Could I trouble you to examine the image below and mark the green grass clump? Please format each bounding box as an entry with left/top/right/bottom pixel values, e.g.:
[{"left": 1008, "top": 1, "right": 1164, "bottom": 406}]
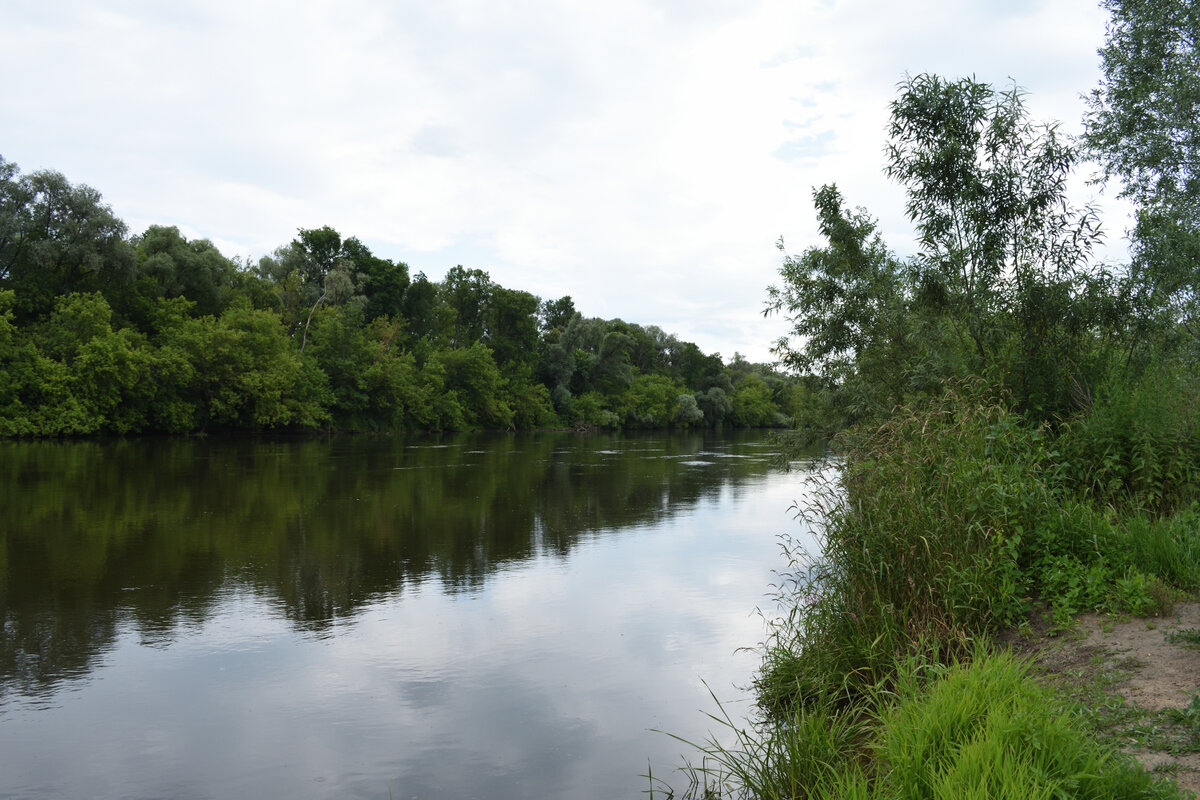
[
  {"left": 1120, "top": 509, "right": 1200, "bottom": 592},
  {"left": 1163, "top": 694, "right": 1200, "bottom": 739},
  {"left": 877, "top": 651, "right": 1181, "bottom": 800}
]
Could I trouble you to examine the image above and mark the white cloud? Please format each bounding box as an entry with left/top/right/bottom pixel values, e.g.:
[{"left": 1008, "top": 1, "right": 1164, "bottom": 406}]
[{"left": 0, "top": 0, "right": 1123, "bottom": 362}]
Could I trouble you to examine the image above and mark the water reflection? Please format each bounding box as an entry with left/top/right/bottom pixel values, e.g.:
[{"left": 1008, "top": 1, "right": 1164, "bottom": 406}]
[
  {"left": 0, "top": 431, "right": 823, "bottom": 800},
  {"left": 0, "top": 432, "right": 779, "bottom": 701}
]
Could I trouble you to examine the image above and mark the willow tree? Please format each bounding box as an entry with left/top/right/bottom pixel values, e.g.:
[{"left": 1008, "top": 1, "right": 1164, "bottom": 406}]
[
  {"left": 766, "top": 184, "right": 914, "bottom": 421},
  {"left": 0, "top": 157, "right": 135, "bottom": 321},
  {"left": 771, "top": 76, "right": 1107, "bottom": 422}
]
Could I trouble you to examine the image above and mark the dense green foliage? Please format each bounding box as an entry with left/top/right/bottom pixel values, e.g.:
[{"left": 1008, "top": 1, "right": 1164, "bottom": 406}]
[{"left": 0, "top": 160, "right": 801, "bottom": 436}]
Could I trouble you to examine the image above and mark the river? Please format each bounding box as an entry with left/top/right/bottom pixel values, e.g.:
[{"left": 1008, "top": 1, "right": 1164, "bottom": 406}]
[{"left": 0, "top": 431, "right": 824, "bottom": 799}]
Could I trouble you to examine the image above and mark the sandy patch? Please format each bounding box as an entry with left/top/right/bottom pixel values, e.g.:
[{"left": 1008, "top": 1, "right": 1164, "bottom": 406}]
[{"left": 1009, "top": 602, "right": 1200, "bottom": 798}]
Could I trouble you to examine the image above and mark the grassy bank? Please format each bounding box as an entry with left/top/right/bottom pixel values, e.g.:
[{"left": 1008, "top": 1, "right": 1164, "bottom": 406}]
[{"left": 654, "top": 376, "right": 1200, "bottom": 799}]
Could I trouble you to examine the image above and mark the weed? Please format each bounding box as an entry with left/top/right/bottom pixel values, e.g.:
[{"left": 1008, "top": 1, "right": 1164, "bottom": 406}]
[
  {"left": 1164, "top": 695, "right": 1200, "bottom": 731},
  {"left": 1057, "top": 365, "right": 1200, "bottom": 516},
  {"left": 649, "top": 685, "right": 868, "bottom": 800},
  {"left": 1165, "top": 628, "right": 1200, "bottom": 648}
]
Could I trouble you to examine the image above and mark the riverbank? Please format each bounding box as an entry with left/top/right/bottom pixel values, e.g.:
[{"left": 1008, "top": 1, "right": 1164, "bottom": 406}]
[{"left": 657, "top": 381, "right": 1200, "bottom": 799}]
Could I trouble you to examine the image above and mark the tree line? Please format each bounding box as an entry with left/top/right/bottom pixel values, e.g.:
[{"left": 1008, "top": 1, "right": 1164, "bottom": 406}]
[{"left": 0, "top": 165, "right": 801, "bottom": 436}]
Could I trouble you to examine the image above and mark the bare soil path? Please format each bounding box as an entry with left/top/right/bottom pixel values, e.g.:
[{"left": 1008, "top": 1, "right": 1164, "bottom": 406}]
[{"left": 1007, "top": 602, "right": 1200, "bottom": 798}]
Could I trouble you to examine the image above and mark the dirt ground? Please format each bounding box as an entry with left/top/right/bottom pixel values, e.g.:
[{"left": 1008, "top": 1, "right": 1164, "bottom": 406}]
[{"left": 1006, "top": 602, "right": 1200, "bottom": 798}]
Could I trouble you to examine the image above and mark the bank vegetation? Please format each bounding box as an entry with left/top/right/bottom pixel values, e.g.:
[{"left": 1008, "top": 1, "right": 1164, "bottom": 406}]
[{"left": 659, "top": 1, "right": 1200, "bottom": 797}]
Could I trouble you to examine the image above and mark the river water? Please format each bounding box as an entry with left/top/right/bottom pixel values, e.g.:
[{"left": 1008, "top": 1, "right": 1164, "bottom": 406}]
[{"left": 0, "top": 431, "right": 823, "bottom": 799}]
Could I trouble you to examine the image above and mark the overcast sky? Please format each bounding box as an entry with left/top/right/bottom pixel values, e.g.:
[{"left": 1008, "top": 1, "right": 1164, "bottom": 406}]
[{"left": 1, "top": 0, "right": 1128, "bottom": 363}]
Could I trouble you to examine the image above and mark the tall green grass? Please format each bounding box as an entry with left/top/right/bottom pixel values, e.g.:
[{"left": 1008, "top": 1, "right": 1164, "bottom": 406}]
[
  {"left": 758, "top": 384, "right": 1047, "bottom": 714},
  {"left": 758, "top": 378, "right": 1200, "bottom": 715},
  {"left": 650, "top": 692, "right": 867, "bottom": 800}
]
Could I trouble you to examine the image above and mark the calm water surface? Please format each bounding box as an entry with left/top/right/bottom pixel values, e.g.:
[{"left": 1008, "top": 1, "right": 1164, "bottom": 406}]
[{"left": 0, "top": 431, "right": 823, "bottom": 799}]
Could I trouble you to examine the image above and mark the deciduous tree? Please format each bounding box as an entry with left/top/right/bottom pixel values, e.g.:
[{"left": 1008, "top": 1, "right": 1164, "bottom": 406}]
[
  {"left": 0, "top": 158, "right": 135, "bottom": 321},
  {"left": 1084, "top": 0, "right": 1200, "bottom": 325}
]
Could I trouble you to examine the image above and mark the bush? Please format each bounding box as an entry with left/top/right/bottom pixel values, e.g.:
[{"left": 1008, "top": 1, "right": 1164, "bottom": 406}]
[{"left": 1058, "top": 363, "right": 1200, "bottom": 514}]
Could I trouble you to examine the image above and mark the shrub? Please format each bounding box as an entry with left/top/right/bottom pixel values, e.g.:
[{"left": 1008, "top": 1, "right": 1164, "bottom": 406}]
[{"left": 1058, "top": 363, "right": 1200, "bottom": 514}]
